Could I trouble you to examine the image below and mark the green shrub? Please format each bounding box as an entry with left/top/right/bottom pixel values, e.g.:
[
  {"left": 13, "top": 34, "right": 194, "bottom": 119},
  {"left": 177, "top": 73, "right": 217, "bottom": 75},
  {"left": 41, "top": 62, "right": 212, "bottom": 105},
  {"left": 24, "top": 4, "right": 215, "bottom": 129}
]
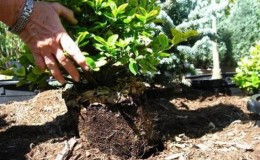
[
  {"left": 0, "top": 22, "right": 25, "bottom": 70},
  {"left": 64, "top": 0, "right": 174, "bottom": 82},
  {"left": 2, "top": 0, "right": 198, "bottom": 89},
  {"left": 64, "top": 0, "right": 198, "bottom": 86},
  {"left": 219, "top": 0, "right": 260, "bottom": 66},
  {"left": 232, "top": 41, "right": 260, "bottom": 94}
]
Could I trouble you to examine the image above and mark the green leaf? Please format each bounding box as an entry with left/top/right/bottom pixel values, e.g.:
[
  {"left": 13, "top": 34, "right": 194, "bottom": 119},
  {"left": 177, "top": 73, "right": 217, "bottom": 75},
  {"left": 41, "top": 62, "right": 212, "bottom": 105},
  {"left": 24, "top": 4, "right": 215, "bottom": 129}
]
[
  {"left": 117, "top": 3, "right": 128, "bottom": 14},
  {"left": 104, "top": 13, "right": 116, "bottom": 21},
  {"left": 184, "top": 30, "right": 199, "bottom": 38},
  {"left": 158, "top": 34, "right": 169, "bottom": 49},
  {"left": 171, "top": 29, "right": 185, "bottom": 45},
  {"left": 140, "top": 0, "right": 147, "bottom": 8},
  {"left": 86, "top": 1, "right": 94, "bottom": 8},
  {"left": 27, "top": 72, "right": 37, "bottom": 82},
  {"left": 16, "top": 79, "right": 27, "bottom": 87},
  {"left": 94, "top": 36, "right": 108, "bottom": 47},
  {"left": 0, "top": 69, "right": 14, "bottom": 76},
  {"left": 116, "top": 38, "right": 133, "bottom": 48},
  {"left": 157, "top": 52, "right": 170, "bottom": 57},
  {"left": 128, "top": 0, "right": 138, "bottom": 6},
  {"left": 32, "top": 67, "right": 43, "bottom": 75},
  {"left": 113, "top": 61, "right": 123, "bottom": 66},
  {"left": 171, "top": 28, "right": 182, "bottom": 36},
  {"left": 129, "top": 58, "right": 138, "bottom": 75},
  {"left": 25, "top": 54, "right": 35, "bottom": 64},
  {"left": 123, "top": 15, "right": 134, "bottom": 23},
  {"left": 147, "top": 10, "right": 158, "bottom": 19},
  {"left": 86, "top": 57, "right": 96, "bottom": 70},
  {"left": 139, "top": 7, "right": 147, "bottom": 15},
  {"left": 95, "top": 0, "right": 103, "bottom": 8},
  {"left": 135, "top": 14, "right": 146, "bottom": 23},
  {"left": 100, "top": 1, "right": 110, "bottom": 9},
  {"left": 107, "top": 34, "right": 119, "bottom": 45},
  {"left": 79, "top": 41, "right": 89, "bottom": 47},
  {"left": 76, "top": 31, "right": 89, "bottom": 44},
  {"left": 95, "top": 58, "right": 107, "bottom": 67},
  {"left": 109, "top": 1, "right": 117, "bottom": 11},
  {"left": 14, "top": 66, "right": 26, "bottom": 76},
  {"left": 94, "top": 43, "right": 106, "bottom": 51}
]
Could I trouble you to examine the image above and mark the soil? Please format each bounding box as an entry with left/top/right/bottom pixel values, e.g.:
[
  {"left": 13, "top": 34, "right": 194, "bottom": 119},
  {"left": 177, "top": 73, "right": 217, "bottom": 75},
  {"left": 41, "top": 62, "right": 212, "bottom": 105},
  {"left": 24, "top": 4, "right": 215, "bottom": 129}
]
[{"left": 0, "top": 86, "right": 259, "bottom": 160}]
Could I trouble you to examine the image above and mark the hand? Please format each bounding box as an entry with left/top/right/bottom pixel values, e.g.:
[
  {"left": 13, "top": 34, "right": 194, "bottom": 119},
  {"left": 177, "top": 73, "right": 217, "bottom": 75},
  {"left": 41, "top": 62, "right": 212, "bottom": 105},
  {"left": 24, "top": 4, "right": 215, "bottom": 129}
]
[{"left": 19, "top": 2, "right": 89, "bottom": 84}]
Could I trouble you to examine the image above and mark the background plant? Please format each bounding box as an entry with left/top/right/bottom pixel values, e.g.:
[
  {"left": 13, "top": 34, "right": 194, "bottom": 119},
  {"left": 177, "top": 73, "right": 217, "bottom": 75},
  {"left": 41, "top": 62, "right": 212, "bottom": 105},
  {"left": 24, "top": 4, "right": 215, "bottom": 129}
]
[
  {"left": 219, "top": 0, "right": 260, "bottom": 66},
  {"left": 0, "top": 22, "right": 25, "bottom": 70},
  {"left": 232, "top": 41, "right": 260, "bottom": 94},
  {"left": 158, "top": 0, "right": 260, "bottom": 72},
  {"left": 0, "top": 22, "right": 49, "bottom": 89}
]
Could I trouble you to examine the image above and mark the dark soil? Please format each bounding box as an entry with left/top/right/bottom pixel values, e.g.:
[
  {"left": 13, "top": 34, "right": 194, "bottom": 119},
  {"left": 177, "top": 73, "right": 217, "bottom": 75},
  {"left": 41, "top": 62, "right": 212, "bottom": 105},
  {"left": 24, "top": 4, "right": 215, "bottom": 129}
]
[{"left": 0, "top": 86, "right": 259, "bottom": 160}]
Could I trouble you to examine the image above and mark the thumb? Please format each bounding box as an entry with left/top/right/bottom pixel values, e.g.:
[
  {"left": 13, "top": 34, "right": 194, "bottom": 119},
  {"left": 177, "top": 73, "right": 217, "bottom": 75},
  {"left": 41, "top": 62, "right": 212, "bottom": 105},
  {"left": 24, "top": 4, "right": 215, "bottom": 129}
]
[{"left": 52, "top": 3, "right": 78, "bottom": 24}]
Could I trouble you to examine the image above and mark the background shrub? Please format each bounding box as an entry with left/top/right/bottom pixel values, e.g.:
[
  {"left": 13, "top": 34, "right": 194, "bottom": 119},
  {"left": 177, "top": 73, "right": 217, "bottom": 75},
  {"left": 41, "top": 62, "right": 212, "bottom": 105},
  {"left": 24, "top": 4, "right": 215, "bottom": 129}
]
[
  {"left": 232, "top": 41, "right": 260, "bottom": 94},
  {"left": 0, "top": 22, "right": 25, "bottom": 70},
  {"left": 219, "top": 0, "right": 260, "bottom": 67}
]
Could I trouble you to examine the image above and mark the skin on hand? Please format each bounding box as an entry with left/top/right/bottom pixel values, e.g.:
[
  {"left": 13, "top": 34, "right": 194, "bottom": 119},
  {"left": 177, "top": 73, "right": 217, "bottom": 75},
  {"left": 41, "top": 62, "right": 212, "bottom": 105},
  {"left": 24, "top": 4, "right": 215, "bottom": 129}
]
[{"left": 19, "top": 2, "right": 89, "bottom": 84}]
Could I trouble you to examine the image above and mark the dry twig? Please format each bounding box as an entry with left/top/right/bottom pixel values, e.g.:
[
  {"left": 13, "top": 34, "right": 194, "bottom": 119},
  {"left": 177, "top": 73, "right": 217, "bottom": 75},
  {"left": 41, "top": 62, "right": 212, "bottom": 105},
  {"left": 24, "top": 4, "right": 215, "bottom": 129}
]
[{"left": 55, "top": 137, "right": 77, "bottom": 160}]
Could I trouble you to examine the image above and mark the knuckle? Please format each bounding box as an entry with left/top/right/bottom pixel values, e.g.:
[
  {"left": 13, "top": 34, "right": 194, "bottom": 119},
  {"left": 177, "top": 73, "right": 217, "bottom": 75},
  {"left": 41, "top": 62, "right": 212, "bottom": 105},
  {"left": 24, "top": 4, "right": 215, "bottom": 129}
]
[
  {"left": 52, "top": 2, "right": 61, "bottom": 9},
  {"left": 78, "top": 58, "right": 87, "bottom": 65},
  {"left": 59, "top": 57, "right": 69, "bottom": 66},
  {"left": 67, "top": 9, "right": 74, "bottom": 15},
  {"left": 44, "top": 58, "right": 55, "bottom": 68}
]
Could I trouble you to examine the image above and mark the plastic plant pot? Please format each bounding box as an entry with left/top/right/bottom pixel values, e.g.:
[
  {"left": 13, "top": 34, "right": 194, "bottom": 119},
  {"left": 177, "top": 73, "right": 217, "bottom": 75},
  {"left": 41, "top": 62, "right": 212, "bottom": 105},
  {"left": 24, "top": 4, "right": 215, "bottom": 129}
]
[
  {"left": 0, "top": 80, "right": 37, "bottom": 104},
  {"left": 247, "top": 94, "right": 260, "bottom": 115},
  {"left": 186, "top": 72, "right": 236, "bottom": 95}
]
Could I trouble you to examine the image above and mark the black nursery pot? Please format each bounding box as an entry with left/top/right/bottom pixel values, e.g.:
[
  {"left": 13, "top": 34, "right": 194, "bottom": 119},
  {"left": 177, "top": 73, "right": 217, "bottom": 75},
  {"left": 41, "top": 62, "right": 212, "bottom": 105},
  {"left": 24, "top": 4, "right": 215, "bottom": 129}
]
[
  {"left": 0, "top": 80, "right": 37, "bottom": 104},
  {"left": 247, "top": 94, "right": 260, "bottom": 115},
  {"left": 186, "top": 72, "right": 236, "bottom": 95}
]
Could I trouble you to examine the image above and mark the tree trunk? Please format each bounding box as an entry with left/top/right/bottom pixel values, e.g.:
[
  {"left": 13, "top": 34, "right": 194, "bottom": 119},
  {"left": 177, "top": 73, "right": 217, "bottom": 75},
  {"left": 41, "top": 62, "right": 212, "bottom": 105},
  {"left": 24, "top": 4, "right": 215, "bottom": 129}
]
[{"left": 211, "top": 1, "right": 222, "bottom": 79}]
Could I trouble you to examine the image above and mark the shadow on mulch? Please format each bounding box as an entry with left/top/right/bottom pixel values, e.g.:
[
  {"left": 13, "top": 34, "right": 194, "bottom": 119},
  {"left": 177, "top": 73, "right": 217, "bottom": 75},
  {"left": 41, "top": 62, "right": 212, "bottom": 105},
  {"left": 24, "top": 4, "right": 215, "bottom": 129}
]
[
  {"left": 0, "top": 108, "right": 80, "bottom": 160},
  {"left": 0, "top": 87, "right": 257, "bottom": 160},
  {"left": 0, "top": 114, "right": 12, "bottom": 130}
]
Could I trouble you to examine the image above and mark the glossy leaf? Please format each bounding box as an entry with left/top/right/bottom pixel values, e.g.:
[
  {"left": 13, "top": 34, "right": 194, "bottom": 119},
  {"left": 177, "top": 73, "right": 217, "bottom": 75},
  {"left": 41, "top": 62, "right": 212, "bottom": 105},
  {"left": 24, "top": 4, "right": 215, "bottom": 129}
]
[
  {"left": 129, "top": 58, "right": 138, "bottom": 75},
  {"left": 14, "top": 66, "right": 26, "bottom": 76}
]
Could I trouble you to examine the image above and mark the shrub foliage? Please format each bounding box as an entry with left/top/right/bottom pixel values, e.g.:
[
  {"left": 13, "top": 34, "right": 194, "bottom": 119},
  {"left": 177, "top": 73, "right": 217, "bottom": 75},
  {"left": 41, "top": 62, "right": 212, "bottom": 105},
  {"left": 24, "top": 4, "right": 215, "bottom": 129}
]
[
  {"left": 232, "top": 41, "right": 260, "bottom": 94},
  {"left": 2, "top": 0, "right": 198, "bottom": 88}
]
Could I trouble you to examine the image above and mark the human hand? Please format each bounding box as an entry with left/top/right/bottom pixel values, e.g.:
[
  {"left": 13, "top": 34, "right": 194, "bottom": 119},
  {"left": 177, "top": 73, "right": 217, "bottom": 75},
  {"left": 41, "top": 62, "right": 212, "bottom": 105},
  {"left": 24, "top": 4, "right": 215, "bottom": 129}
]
[{"left": 19, "top": 2, "right": 89, "bottom": 84}]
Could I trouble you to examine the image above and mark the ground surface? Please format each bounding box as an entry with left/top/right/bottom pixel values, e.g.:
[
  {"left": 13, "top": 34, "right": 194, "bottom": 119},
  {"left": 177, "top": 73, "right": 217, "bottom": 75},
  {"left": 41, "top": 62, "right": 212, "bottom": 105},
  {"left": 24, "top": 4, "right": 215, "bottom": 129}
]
[{"left": 0, "top": 87, "right": 259, "bottom": 160}]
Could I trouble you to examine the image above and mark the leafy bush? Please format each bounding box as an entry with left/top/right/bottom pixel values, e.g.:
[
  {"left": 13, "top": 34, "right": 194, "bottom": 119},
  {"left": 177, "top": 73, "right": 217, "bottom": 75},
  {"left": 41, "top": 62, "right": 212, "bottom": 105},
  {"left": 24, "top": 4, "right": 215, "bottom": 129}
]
[
  {"left": 0, "top": 22, "right": 48, "bottom": 89},
  {"left": 0, "top": 45, "right": 51, "bottom": 89},
  {"left": 0, "top": 22, "right": 25, "bottom": 70},
  {"left": 219, "top": 0, "right": 260, "bottom": 66},
  {"left": 65, "top": 0, "right": 198, "bottom": 86},
  {"left": 232, "top": 41, "right": 260, "bottom": 94},
  {"left": 2, "top": 0, "right": 198, "bottom": 89}
]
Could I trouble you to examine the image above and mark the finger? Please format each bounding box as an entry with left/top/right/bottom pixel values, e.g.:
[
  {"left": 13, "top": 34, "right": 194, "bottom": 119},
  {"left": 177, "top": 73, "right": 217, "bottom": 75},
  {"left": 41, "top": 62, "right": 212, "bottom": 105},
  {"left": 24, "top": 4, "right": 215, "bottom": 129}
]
[
  {"left": 52, "top": 3, "right": 78, "bottom": 24},
  {"left": 32, "top": 53, "right": 46, "bottom": 71},
  {"left": 60, "top": 33, "right": 89, "bottom": 71},
  {"left": 55, "top": 48, "right": 80, "bottom": 82},
  {"left": 43, "top": 55, "right": 66, "bottom": 84}
]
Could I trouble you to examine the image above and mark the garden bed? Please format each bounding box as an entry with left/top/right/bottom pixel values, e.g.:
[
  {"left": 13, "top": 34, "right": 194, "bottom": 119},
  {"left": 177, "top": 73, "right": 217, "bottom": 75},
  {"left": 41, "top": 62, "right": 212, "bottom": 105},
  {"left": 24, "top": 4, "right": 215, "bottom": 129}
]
[{"left": 0, "top": 86, "right": 259, "bottom": 160}]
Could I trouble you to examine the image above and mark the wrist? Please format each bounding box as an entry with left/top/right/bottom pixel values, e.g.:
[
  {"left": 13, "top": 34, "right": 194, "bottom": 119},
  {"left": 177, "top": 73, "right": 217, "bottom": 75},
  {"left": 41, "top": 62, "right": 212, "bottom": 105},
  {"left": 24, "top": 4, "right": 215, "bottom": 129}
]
[
  {"left": 0, "top": 0, "right": 26, "bottom": 27},
  {"left": 9, "top": 0, "right": 34, "bottom": 34}
]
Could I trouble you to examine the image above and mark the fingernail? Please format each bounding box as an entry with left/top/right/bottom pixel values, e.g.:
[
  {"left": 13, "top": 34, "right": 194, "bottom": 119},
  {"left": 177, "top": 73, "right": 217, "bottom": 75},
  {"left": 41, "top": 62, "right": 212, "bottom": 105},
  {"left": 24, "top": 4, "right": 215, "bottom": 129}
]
[
  {"left": 74, "top": 19, "right": 78, "bottom": 24},
  {"left": 74, "top": 76, "right": 80, "bottom": 82},
  {"left": 71, "top": 18, "right": 78, "bottom": 24},
  {"left": 60, "top": 79, "right": 66, "bottom": 85},
  {"left": 84, "top": 66, "right": 89, "bottom": 71}
]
